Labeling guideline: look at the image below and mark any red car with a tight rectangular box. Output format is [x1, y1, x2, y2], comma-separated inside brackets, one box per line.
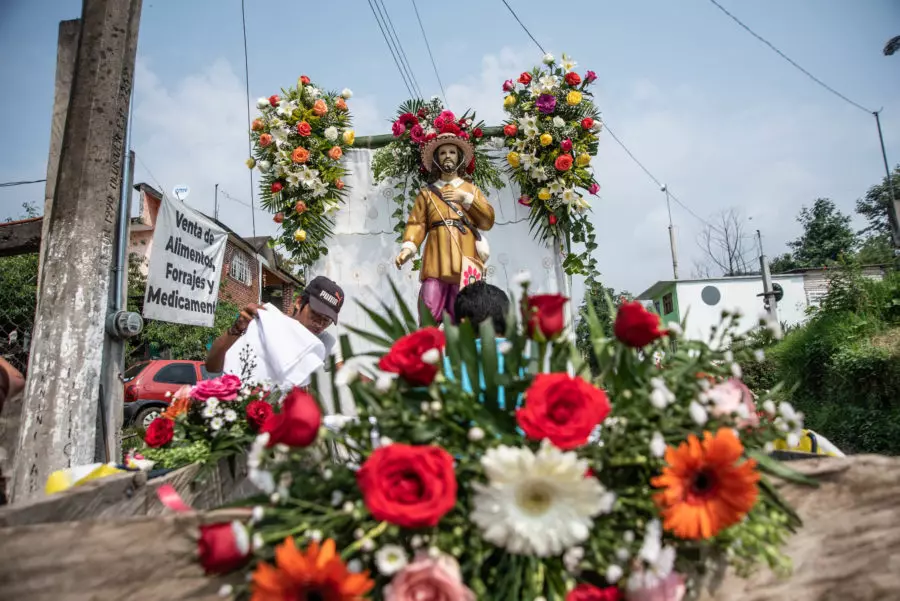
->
[123, 360, 221, 428]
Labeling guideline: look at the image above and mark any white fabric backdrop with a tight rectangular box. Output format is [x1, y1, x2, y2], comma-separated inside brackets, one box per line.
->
[311, 148, 579, 413]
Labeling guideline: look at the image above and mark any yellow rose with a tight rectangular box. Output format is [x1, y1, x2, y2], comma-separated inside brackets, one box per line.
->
[293, 229, 307, 242]
[538, 188, 551, 201]
[245, 157, 256, 169]
[540, 133, 553, 146]
[503, 95, 517, 108]
[342, 129, 355, 146]
[507, 151, 521, 168]
[567, 91, 583, 106]
[576, 153, 591, 167]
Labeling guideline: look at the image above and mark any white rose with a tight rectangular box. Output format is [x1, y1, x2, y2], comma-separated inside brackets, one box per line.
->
[256, 97, 269, 109]
[542, 53, 555, 65]
[552, 116, 565, 127]
[324, 126, 338, 141]
[341, 88, 353, 99]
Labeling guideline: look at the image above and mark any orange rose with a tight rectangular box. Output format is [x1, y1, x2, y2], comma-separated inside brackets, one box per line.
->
[295, 201, 308, 214]
[251, 119, 264, 131]
[258, 133, 273, 147]
[313, 99, 328, 116]
[292, 147, 310, 163]
[335, 98, 348, 111]
[328, 146, 343, 161]
[335, 179, 345, 190]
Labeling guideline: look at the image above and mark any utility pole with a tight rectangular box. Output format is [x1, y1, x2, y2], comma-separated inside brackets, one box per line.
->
[872, 111, 900, 249]
[214, 183, 219, 221]
[756, 229, 779, 323]
[661, 185, 679, 279]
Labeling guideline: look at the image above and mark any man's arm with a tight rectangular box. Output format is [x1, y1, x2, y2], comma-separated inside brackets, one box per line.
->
[0, 357, 25, 410]
[206, 303, 265, 372]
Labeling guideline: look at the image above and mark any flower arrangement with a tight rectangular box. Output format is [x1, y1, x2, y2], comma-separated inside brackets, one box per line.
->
[193, 280, 812, 600]
[371, 98, 505, 244]
[502, 53, 603, 282]
[140, 374, 280, 470]
[249, 75, 355, 266]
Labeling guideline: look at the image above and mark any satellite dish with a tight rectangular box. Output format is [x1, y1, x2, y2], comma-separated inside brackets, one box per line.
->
[172, 185, 190, 201]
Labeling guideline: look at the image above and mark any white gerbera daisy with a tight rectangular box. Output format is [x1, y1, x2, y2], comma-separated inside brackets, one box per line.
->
[374, 544, 408, 576]
[224, 409, 238, 422]
[471, 441, 610, 557]
[210, 417, 224, 431]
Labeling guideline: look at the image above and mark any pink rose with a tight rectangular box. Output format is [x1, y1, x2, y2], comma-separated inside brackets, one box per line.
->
[191, 374, 241, 401]
[392, 120, 407, 137]
[438, 110, 456, 122]
[502, 79, 515, 92]
[410, 124, 425, 143]
[589, 182, 601, 195]
[433, 116, 447, 130]
[627, 572, 685, 601]
[385, 554, 475, 601]
[560, 139, 573, 152]
[707, 379, 759, 429]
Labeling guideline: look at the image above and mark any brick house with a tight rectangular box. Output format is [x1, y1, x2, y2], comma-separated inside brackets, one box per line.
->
[130, 183, 303, 314]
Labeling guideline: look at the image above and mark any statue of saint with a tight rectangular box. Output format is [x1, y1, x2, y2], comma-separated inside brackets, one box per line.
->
[395, 133, 495, 323]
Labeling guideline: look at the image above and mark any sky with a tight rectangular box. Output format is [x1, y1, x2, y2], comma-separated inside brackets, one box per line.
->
[1, 0, 898, 296]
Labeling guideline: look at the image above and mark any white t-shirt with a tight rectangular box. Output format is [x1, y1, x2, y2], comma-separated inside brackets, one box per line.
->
[222, 304, 338, 387]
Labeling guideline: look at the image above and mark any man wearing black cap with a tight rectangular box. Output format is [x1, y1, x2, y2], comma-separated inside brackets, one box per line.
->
[206, 276, 345, 378]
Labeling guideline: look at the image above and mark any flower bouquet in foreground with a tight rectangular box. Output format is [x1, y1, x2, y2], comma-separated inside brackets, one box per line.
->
[502, 52, 602, 281]
[197, 280, 812, 600]
[249, 74, 355, 266]
[140, 373, 280, 470]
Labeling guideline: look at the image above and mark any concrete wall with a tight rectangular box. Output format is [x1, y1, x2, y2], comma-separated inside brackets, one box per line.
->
[675, 274, 807, 341]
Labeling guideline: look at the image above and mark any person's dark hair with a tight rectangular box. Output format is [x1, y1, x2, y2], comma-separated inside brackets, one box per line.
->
[454, 281, 509, 336]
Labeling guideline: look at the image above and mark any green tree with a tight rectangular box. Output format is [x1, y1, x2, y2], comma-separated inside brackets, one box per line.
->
[784, 198, 856, 267]
[855, 165, 899, 265]
[575, 282, 632, 375]
[768, 252, 800, 274]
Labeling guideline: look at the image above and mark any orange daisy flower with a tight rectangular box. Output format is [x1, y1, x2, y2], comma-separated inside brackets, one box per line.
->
[651, 428, 759, 540]
[251, 537, 374, 601]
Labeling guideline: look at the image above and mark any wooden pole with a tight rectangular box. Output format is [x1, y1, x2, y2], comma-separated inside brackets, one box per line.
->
[11, 0, 143, 502]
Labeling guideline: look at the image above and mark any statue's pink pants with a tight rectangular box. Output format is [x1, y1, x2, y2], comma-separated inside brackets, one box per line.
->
[419, 278, 459, 325]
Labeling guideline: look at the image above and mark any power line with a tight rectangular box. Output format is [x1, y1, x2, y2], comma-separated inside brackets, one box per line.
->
[366, 0, 416, 99]
[706, 0, 872, 114]
[0, 179, 46, 188]
[375, 0, 424, 99]
[133, 153, 168, 198]
[500, 0, 545, 55]
[411, 0, 447, 103]
[240, 0, 258, 237]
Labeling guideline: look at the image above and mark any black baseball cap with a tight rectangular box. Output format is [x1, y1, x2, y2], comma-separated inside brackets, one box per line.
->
[305, 276, 345, 323]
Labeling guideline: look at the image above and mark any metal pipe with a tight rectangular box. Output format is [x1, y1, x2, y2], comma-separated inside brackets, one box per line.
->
[114, 150, 134, 310]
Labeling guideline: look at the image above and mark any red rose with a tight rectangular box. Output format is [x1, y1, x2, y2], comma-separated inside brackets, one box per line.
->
[273, 212, 284, 224]
[440, 122, 462, 136]
[297, 121, 312, 136]
[466, 158, 476, 174]
[245, 400, 273, 432]
[198, 521, 250, 575]
[549, 214, 558, 225]
[417, 108, 427, 118]
[581, 117, 595, 130]
[560, 139, 573, 152]
[378, 327, 445, 386]
[356, 443, 457, 528]
[503, 124, 518, 137]
[614, 300, 668, 347]
[144, 417, 173, 448]
[526, 294, 568, 340]
[555, 154, 574, 171]
[424, 132, 437, 143]
[268, 94, 280, 107]
[262, 387, 321, 447]
[398, 112, 418, 127]
[565, 72, 582, 87]
[566, 583, 622, 601]
[271, 181, 283, 194]
[300, 75, 310, 85]
[518, 374, 611, 450]
[473, 127, 484, 138]
[518, 72, 533, 85]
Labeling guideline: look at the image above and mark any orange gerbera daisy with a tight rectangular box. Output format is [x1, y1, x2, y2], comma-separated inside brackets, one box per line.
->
[651, 428, 759, 540]
[251, 537, 374, 601]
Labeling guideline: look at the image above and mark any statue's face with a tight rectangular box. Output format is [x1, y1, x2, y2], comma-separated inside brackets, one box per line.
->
[436, 144, 460, 172]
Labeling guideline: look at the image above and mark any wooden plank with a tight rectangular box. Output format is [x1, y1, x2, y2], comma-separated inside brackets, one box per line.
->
[0, 218, 43, 257]
[10, 0, 144, 502]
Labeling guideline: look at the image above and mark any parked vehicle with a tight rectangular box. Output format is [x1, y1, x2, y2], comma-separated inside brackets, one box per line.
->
[123, 360, 221, 428]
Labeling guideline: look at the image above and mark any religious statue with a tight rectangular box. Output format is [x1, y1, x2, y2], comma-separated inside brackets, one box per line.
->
[395, 133, 495, 323]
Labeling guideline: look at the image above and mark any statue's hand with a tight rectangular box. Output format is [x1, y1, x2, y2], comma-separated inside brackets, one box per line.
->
[395, 248, 413, 268]
[442, 189, 464, 204]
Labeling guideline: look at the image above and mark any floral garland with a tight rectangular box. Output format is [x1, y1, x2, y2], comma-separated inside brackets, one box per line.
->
[248, 75, 355, 266]
[192, 279, 810, 600]
[371, 98, 505, 245]
[502, 53, 603, 283]
[140, 374, 279, 470]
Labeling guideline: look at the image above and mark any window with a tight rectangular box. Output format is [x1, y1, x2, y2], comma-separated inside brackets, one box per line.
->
[200, 365, 222, 381]
[662, 293, 674, 314]
[153, 363, 198, 385]
[123, 362, 148, 382]
[230, 249, 252, 285]
[653, 301, 661, 315]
